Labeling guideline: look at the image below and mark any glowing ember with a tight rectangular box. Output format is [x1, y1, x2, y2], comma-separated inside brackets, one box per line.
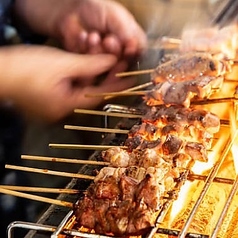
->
[231, 141, 238, 174]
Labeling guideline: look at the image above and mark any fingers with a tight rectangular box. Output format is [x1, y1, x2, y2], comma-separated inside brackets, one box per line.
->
[103, 2, 148, 57]
[68, 53, 117, 79]
[61, 14, 85, 53]
[77, 30, 88, 53]
[102, 34, 122, 57]
[87, 32, 104, 54]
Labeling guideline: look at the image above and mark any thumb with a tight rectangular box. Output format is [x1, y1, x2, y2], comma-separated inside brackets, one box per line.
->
[68, 53, 118, 78]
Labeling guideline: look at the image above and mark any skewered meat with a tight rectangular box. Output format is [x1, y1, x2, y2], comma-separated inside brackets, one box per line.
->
[73, 103, 221, 236]
[125, 135, 162, 151]
[151, 52, 228, 84]
[162, 134, 183, 155]
[102, 146, 172, 170]
[184, 142, 208, 162]
[128, 122, 213, 149]
[125, 107, 217, 155]
[74, 166, 172, 236]
[124, 134, 208, 162]
[145, 76, 224, 107]
[101, 146, 131, 167]
[180, 24, 238, 60]
[142, 105, 220, 134]
[102, 148, 182, 182]
[94, 166, 126, 182]
[73, 50, 224, 237]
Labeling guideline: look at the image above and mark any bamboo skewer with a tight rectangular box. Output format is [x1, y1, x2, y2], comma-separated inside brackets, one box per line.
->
[49, 144, 128, 150]
[5, 164, 95, 180]
[0, 185, 79, 194]
[104, 81, 153, 100]
[86, 87, 222, 99]
[21, 154, 110, 166]
[85, 91, 148, 98]
[115, 69, 154, 78]
[64, 125, 129, 134]
[0, 187, 73, 208]
[74, 109, 143, 119]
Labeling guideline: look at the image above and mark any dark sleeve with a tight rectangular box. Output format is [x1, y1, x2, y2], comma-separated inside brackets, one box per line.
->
[0, 0, 14, 45]
[9, 0, 47, 44]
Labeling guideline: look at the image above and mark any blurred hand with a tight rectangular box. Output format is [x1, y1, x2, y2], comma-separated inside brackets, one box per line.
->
[0, 45, 135, 122]
[14, 0, 147, 58]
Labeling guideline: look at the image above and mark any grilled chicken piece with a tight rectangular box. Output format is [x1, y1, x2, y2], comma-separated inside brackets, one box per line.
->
[143, 106, 220, 134]
[94, 166, 126, 182]
[137, 148, 170, 169]
[74, 167, 170, 236]
[125, 135, 161, 151]
[180, 24, 238, 60]
[129, 123, 158, 140]
[173, 153, 193, 169]
[101, 146, 131, 167]
[184, 142, 208, 162]
[100, 146, 182, 182]
[162, 134, 183, 155]
[188, 108, 220, 134]
[128, 121, 213, 149]
[151, 52, 227, 84]
[145, 76, 224, 107]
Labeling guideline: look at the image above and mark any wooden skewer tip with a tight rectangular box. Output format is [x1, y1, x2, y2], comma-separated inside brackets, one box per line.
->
[0, 187, 73, 208]
[21, 154, 110, 166]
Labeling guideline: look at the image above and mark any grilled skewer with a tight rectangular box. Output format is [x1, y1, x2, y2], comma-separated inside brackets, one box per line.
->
[90, 52, 233, 107]
[74, 165, 175, 236]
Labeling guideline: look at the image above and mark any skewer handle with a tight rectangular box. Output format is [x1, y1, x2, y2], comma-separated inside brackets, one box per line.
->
[115, 69, 154, 77]
[49, 144, 128, 150]
[64, 125, 129, 134]
[5, 164, 95, 180]
[0, 185, 79, 194]
[73, 109, 142, 119]
[21, 154, 109, 166]
[0, 187, 73, 208]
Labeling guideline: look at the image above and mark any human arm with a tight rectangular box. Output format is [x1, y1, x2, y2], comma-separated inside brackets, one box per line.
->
[0, 45, 135, 122]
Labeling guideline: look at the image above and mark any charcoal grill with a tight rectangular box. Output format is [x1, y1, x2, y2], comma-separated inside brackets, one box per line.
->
[9, 95, 238, 238]
[6, 0, 238, 237]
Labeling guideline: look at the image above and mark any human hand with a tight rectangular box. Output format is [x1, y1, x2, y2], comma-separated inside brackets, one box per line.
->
[14, 0, 147, 58]
[0, 45, 135, 122]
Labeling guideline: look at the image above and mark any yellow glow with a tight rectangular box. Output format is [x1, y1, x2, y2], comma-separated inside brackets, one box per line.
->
[169, 181, 193, 223]
[229, 103, 238, 174]
[231, 141, 238, 174]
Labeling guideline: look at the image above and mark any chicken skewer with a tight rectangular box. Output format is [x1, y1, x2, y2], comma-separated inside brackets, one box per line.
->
[7, 104, 220, 237]
[145, 75, 224, 107]
[116, 24, 238, 79]
[88, 52, 232, 107]
[74, 165, 180, 236]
